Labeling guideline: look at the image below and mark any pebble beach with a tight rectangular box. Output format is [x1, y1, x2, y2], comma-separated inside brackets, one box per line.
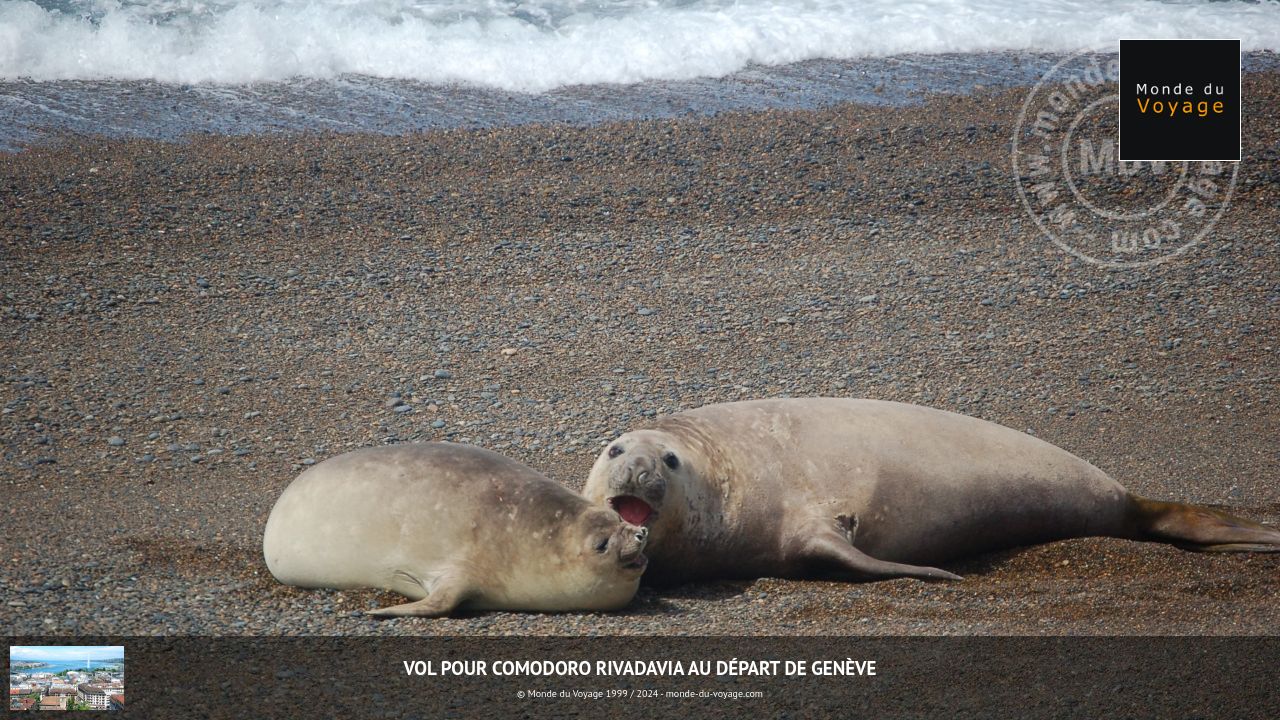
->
[2, 70, 1278, 637]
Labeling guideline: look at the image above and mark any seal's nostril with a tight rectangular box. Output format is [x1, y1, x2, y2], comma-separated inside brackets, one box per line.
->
[636, 528, 648, 542]
[637, 471, 649, 482]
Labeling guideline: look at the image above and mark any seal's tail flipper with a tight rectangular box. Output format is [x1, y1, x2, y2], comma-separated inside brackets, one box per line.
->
[1128, 496, 1280, 552]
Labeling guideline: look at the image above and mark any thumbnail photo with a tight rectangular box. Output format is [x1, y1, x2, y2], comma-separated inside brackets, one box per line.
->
[9, 646, 124, 712]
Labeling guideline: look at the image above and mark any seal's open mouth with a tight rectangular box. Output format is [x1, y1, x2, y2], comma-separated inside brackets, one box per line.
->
[610, 495, 654, 526]
[623, 554, 648, 571]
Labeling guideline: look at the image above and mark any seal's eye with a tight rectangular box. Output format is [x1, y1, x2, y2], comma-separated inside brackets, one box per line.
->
[662, 452, 680, 470]
[607, 445, 623, 459]
[595, 538, 610, 554]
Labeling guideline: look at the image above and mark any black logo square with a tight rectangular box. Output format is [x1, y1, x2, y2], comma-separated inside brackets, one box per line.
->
[1119, 39, 1240, 161]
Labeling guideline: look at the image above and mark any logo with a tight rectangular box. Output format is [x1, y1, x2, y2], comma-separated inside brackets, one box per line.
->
[1119, 39, 1241, 162]
[1012, 53, 1238, 268]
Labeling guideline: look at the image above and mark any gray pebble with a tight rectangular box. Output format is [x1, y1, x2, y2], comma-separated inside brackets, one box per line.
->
[107, 436, 125, 447]
[433, 369, 452, 379]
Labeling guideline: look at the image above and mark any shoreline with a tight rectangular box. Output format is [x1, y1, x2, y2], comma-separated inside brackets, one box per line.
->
[1, 71, 1278, 636]
[4, 51, 1278, 153]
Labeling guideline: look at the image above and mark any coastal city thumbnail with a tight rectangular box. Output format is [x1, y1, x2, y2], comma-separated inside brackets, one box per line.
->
[9, 646, 124, 711]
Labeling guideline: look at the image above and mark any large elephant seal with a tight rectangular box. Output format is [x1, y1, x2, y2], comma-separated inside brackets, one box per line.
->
[264, 442, 649, 617]
[584, 398, 1280, 586]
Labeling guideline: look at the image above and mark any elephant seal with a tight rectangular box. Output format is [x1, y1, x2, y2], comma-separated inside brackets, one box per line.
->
[264, 442, 649, 617]
[584, 398, 1280, 586]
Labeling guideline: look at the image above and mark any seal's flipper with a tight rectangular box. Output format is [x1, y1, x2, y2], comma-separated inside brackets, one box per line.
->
[803, 531, 962, 582]
[367, 579, 467, 619]
[1128, 496, 1280, 553]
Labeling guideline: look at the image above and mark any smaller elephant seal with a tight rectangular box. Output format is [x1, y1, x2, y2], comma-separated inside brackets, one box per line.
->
[263, 442, 649, 617]
[584, 398, 1280, 586]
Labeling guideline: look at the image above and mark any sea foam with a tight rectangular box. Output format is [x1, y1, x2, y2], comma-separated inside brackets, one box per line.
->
[1, 0, 1278, 89]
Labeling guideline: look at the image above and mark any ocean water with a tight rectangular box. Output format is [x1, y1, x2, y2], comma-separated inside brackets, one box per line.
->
[1, 1, 1277, 148]
[2, 0, 1278, 88]
[11, 659, 123, 674]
